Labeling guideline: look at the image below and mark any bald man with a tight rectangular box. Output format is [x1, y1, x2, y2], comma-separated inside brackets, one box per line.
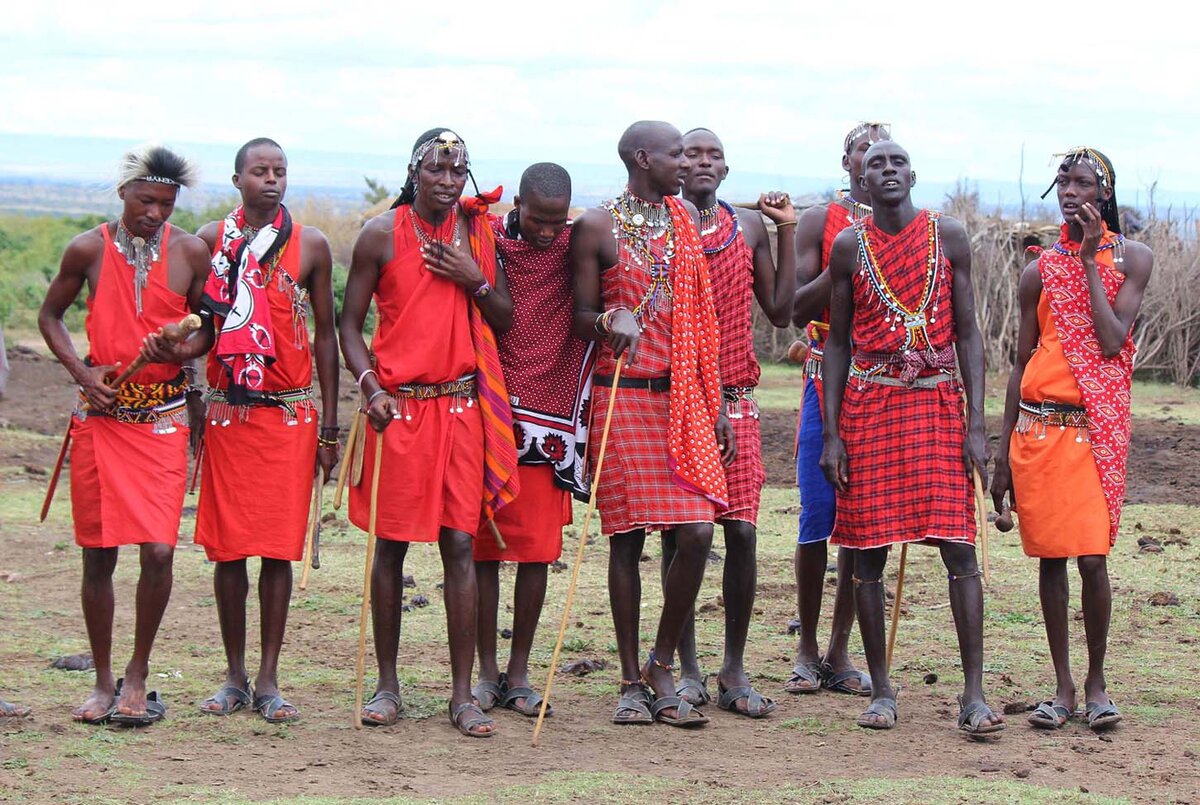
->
[571, 120, 733, 728]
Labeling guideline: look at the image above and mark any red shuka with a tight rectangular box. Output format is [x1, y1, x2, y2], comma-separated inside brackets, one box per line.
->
[194, 223, 317, 562]
[71, 224, 190, 549]
[830, 211, 974, 549]
[348, 206, 485, 542]
[703, 202, 764, 525]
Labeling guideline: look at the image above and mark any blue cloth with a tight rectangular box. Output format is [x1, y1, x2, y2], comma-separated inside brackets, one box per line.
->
[797, 375, 835, 544]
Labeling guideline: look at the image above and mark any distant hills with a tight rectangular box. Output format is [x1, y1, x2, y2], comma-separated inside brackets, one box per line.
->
[0, 132, 1192, 218]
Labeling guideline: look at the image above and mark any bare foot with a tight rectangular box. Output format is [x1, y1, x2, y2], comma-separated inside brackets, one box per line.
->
[72, 684, 117, 723]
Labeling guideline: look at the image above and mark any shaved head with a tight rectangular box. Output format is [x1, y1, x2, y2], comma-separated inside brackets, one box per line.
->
[863, 140, 910, 164]
[618, 120, 682, 170]
[683, 127, 723, 149]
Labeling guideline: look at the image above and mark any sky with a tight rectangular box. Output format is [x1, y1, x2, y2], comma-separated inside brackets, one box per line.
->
[1, 1, 1196, 208]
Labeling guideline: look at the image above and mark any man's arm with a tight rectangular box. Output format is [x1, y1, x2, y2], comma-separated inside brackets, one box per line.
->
[422, 225, 514, 333]
[792, 205, 833, 327]
[942, 217, 987, 485]
[991, 261, 1042, 512]
[305, 228, 340, 480]
[140, 233, 215, 364]
[818, 229, 857, 492]
[1074, 203, 1154, 358]
[341, 216, 396, 432]
[570, 209, 640, 363]
[742, 193, 797, 327]
[38, 229, 117, 409]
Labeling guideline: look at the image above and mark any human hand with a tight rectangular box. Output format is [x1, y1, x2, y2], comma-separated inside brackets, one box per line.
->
[820, 436, 849, 492]
[716, 414, 737, 466]
[757, 191, 796, 226]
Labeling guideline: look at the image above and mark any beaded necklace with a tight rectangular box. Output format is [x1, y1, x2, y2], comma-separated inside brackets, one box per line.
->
[835, 190, 873, 224]
[698, 200, 721, 236]
[1053, 233, 1125, 264]
[113, 219, 163, 316]
[412, 206, 461, 249]
[602, 188, 675, 327]
[853, 212, 945, 349]
[702, 200, 742, 256]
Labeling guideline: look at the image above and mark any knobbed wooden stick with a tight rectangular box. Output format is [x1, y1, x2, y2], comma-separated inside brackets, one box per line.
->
[300, 472, 321, 590]
[973, 469, 991, 585]
[886, 543, 908, 673]
[111, 314, 202, 387]
[532, 356, 625, 747]
[334, 409, 363, 510]
[352, 432, 384, 730]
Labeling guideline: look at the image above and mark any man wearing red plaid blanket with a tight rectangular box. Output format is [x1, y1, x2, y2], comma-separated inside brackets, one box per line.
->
[572, 120, 735, 729]
[820, 141, 1004, 736]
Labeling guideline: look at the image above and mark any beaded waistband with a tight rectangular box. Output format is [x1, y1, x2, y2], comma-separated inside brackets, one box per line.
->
[207, 385, 315, 427]
[391, 374, 476, 400]
[75, 370, 188, 432]
[851, 371, 955, 389]
[1017, 400, 1090, 441]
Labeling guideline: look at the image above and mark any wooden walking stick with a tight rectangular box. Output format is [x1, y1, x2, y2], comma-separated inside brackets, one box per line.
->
[334, 408, 362, 510]
[352, 431, 384, 729]
[885, 543, 908, 673]
[973, 468, 990, 585]
[300, 471, 321, 590]
[532, 356, 625, 747]
[40, 313, 203, 521]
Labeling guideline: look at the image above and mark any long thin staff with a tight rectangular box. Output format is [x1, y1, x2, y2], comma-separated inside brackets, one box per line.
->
[300, 471, 321, 590]
[886, 543, 909, 673]
[334, 408, 363, 510]
[352, 431, 384, 730]
[532, 356, 625, 747]
[972, 469, 990, 585]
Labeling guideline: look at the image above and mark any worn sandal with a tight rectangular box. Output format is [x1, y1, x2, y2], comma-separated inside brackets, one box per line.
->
[253, 693, 300, 724]
[449, 701, 495, 738]
[821, 664, 872, 697]
[500, 683, 552, 718]
[649, 695, 709, 728]
[111, 690, 167, 727]
[784, 661, 823, 694]
[717, 683, 777, 718]
[856, 696, 898, 730]
[676, 676, 712, 707]
[957, 697, 1006, 737]
[360, 690, 402, 727]
[612, 683, 653, 725]
[74, 678, 123, 725]
[1085, 700, 1122, 731]
[471, 677, 504, 712]
[1028, 700, 1073, 729]
[199, 683, 252, 716]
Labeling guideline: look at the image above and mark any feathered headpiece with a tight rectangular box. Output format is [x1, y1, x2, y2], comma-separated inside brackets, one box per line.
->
[116, 144, 198, 190]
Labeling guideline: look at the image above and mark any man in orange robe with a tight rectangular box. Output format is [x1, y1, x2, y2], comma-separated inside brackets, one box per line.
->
[38, 145, 212, 725]
[471, 163, 590, 718]
[993, 148, 1153, 732]
[572, 121, 734, 728]
[193, 138, 339, 723]
[341, 128, 516, 738]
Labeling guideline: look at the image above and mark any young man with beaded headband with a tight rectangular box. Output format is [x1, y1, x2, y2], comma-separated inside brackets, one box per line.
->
[38, 145, 213, 726]
[992, 148, 1152, 732]
[785, 122, 888, 697]
[341, 128, 516, 738]
[470, 162, 593, 719]
[669, 127, 796, 717]
[572, 120, 735, 728]
[821, 140, 1004, 735]
[192, 138, 339, 724]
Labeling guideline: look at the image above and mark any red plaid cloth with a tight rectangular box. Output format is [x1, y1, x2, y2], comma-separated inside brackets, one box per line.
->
[592, 211, 719, 534]
[590, 386, 716, 535]
[720, 409, 765, 525]
[831, 210, 973, 549]
[704, 203, 758, 387]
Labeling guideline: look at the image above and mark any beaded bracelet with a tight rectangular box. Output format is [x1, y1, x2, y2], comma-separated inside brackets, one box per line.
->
[317, 435, 338, 449]
[775, 221, 798, 229]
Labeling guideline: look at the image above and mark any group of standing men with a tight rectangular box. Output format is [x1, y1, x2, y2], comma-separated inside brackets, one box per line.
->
[10, 119, 1151, 739]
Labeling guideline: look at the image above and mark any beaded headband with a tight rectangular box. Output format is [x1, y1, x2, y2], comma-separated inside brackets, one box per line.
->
[139, 176, 180, 186]
[844, 121, 891, 154]
[1053, 147, 1114, 189]
[410, 130, 469, 170]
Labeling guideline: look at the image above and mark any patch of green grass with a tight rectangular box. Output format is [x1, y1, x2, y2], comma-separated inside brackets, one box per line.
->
[562, 636, 592, 652]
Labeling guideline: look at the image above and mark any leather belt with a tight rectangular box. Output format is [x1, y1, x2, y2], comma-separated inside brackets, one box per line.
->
[593, 373, 671, 392]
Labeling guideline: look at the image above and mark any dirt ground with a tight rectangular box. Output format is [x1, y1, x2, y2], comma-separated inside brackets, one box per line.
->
[1, 348, 1198, 804]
